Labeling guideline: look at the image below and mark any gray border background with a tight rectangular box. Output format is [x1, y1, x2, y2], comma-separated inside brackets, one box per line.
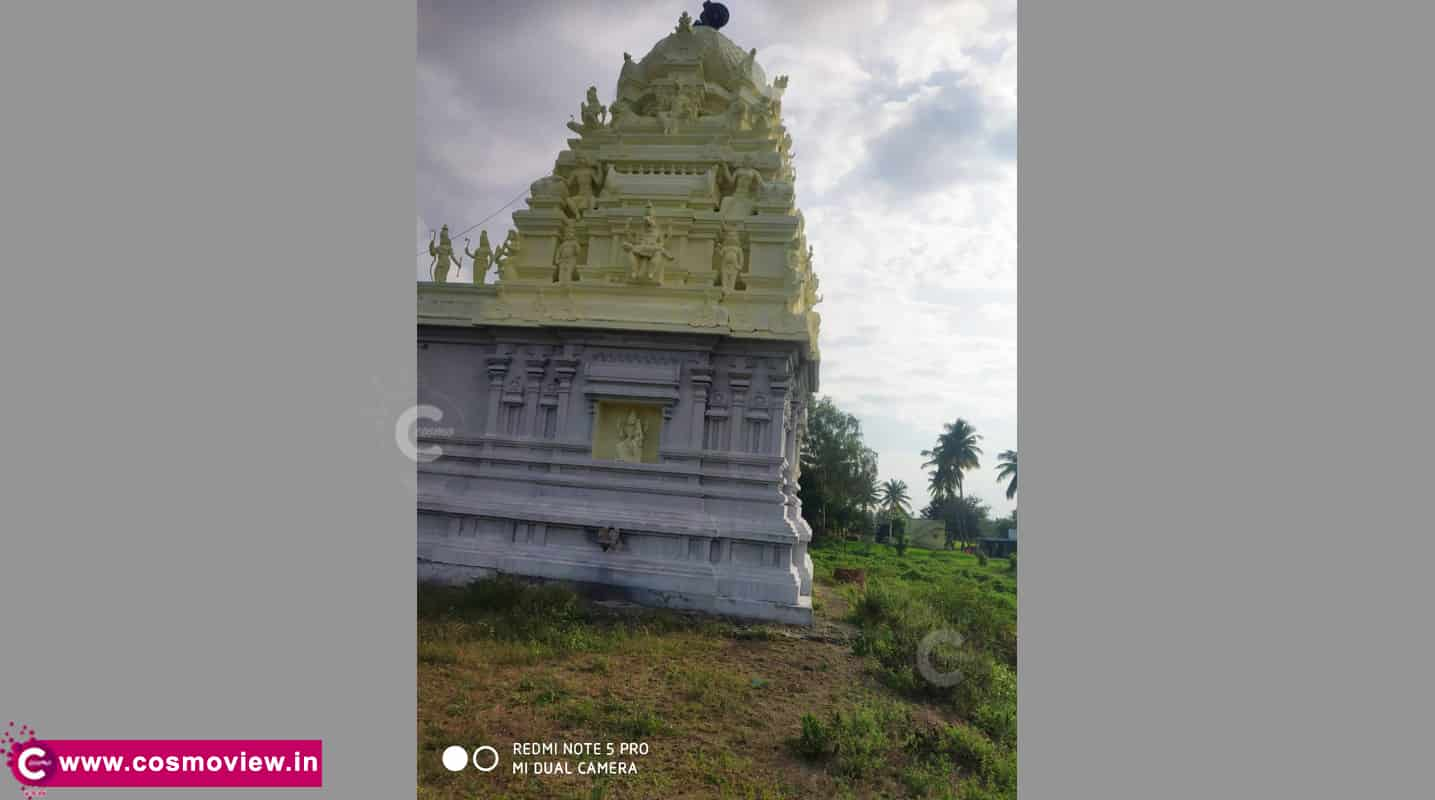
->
[3, 1, 1434, 798]
[1023, 1, 1434, 797]
[0, 3, 415, 798]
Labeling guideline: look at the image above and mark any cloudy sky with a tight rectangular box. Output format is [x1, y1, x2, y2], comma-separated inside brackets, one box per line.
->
[418, 0, 1017, 515]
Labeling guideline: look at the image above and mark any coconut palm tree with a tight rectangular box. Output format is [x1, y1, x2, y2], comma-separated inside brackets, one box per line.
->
[878, 479, 912, 518]
[921, 419, 984, 502]
[996, 450, 1017, 500]
[922, 419, 984, 547]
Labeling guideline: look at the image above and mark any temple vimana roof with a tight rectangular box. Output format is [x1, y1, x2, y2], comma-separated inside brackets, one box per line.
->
[420, 10, 822, 359]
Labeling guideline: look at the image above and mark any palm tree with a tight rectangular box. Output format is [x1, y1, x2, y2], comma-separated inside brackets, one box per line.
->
[878, 479, 912, 518]
[922, 419, 984, 548]
[921, 419, 984, 502]
[996, 450, 1017, 500]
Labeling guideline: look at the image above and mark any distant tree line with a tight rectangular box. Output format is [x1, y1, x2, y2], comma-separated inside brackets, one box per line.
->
[798, 396, 1016, 549]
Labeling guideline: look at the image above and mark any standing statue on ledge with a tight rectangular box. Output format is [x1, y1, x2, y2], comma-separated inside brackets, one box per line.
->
[621, 203, 674, 283]
[428, 225, 459, 283]
[615, 411, 647, 463]
[719, 226, 744, 292]
[464, 230, 493, 284]
[492, 230, 522, 282]
[553, 221, 581, 284]
[567, 86, 607, 134]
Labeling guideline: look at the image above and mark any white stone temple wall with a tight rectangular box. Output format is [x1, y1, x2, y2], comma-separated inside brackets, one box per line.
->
[417, 326, 816, 624]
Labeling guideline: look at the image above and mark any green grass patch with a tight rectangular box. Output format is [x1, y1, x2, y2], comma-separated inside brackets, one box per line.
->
[813, 540, 1017, 746]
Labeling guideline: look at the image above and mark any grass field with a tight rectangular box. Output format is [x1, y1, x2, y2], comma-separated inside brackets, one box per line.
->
[417, 541, 1016, 799]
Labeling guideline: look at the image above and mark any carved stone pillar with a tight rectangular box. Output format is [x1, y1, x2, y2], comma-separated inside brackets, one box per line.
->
[484, 354, 512, 434]
[768, 368, 791, 456]
[659, 404, 676, 451]
[552, 356, 580, 438]
[689, 363, 713, 449]
[729, 361, 751, 453]
[523, 353, 549, 437]
[790, 397, 807, 483]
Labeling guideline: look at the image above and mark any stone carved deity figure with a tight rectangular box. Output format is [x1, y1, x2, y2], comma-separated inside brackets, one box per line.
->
[785, 244, 805, 311]
[672, 93, 691, 134]
[564, 154, 604, 219]
[492, 230, 522, 282]
[615, 411, 647, 463]
[618, 52, 640, 89]
[609, 98, 642, 130]
[464, 230, 493, 283]
[659, 85, 702, 134]
[721, 96, 749, 131]
[803, 268, 823, 309]
[718, 226, 744, 292]
[553, 221, 581, 284]
[717, 156, 765, 218]
[567, 86, 607, 134]
[748, 94, 776, 135]
[621, 203, 674, 282]
[428, 225, 459, 283]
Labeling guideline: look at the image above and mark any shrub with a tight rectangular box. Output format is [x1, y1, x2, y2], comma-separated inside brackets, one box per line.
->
[847, 573, 1016, 727]
[943, 723, 997, 774]
[973, 662, 1017, 747]
[1006, 553, 1017, 574]
[942, 724, 1016, 794]
[975, 550, 989, 567]
[795, 713, 831, 760]
[792, 702, 908, 780]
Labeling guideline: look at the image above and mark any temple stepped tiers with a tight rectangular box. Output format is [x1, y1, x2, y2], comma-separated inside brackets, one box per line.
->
[417, 9, 822, 624]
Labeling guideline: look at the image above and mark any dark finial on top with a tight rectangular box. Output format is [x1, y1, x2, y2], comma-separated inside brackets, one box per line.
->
[696, 1, 730, 30]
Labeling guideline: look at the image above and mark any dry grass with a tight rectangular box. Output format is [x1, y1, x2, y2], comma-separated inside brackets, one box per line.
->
[418, 543, 1015, 800]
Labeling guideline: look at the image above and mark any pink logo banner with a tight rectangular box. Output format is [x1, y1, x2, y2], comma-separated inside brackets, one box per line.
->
[7, 739, 322, 789]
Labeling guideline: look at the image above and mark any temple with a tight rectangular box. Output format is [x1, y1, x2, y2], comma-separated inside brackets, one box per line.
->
[416, 9, 822, 624]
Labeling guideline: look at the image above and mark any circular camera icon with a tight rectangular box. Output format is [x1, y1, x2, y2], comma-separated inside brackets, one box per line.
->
[472, 745, 499, 772]
[440, 745, 468, 772]
[439, 744, 498, 773]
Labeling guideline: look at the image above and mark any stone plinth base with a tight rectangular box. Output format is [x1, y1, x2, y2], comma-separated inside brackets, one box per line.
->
[417, 557, 813, 626]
